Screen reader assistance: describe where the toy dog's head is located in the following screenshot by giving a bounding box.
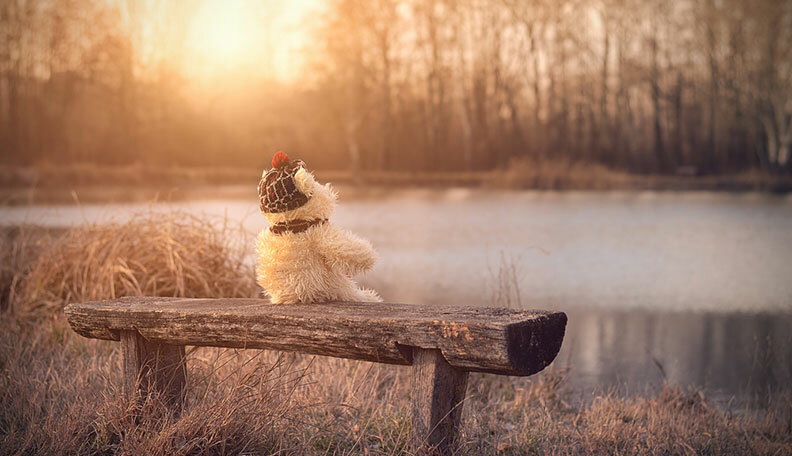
[258,151,337,225]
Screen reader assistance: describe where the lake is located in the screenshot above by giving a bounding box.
[2,188,791,408]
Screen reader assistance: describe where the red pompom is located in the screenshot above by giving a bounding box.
[272,150,291,169]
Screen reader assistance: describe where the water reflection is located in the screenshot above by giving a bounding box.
[553,309,792,408]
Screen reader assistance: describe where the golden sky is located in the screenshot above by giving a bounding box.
[174,0,323,87]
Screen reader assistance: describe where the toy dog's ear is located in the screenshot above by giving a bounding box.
[294,166,315,196]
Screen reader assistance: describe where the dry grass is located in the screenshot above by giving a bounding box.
[1,213,791,455]
[491,157,634,191]
[491,157,792,193]
[12,212,256,318]
[0,226,57,313]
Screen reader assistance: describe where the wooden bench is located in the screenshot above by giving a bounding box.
[65,297,566,454]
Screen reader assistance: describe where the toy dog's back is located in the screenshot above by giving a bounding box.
[255,151,381,304]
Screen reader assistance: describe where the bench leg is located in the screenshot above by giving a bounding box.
[121,329,187,412]
[411,348,469,455]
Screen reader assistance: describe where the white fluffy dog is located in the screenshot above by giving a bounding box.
[255,151,381,304]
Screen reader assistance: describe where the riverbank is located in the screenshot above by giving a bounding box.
[2,162,791,205]
[1,217,790,454]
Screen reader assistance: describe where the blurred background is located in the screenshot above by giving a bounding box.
[0,0,790,176]
[1,0,791,414]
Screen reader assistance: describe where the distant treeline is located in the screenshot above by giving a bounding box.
[1,0,790,175]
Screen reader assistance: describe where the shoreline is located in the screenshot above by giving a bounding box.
[1,164,791,206]
[3,180,792,207]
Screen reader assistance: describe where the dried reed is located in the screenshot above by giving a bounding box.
[14,211,257,317]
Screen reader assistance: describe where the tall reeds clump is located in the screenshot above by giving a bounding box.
[15,211,257,317]
[493,157,633,190]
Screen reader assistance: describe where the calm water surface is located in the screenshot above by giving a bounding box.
[2,189,791,407]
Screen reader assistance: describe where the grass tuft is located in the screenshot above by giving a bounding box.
[13,212,256,318]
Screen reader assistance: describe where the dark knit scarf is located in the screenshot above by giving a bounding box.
[270,218,327,235]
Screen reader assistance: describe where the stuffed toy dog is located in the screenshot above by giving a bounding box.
[255,151,382,304]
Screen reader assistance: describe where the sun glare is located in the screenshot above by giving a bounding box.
[180,0,322,85]
[187,1,255,66]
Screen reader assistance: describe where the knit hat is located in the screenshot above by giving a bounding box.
[258,151,309,213]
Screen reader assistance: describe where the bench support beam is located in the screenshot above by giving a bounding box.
[411,348,469,455]
[121,330,187,411]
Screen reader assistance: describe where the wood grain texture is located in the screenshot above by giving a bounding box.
[411,348,469,455]
[66,297,566,376]
[121,329,187,410]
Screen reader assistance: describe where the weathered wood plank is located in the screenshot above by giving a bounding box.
[121,329,187,410]
[411,348,469,455]
[65,297,566,376]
